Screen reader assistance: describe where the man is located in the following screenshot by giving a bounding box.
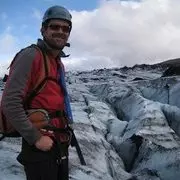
[1,5,73,180]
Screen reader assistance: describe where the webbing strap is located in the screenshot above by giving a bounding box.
[1,112,7,132]
[24,77,57,108]
[48,110,65,119]
[23,45,58,109]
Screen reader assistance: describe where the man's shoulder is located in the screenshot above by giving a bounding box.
[15,44,38,58]
[10,44,41,69]
[21,44,40,55]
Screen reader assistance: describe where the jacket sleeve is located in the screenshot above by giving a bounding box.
[1,47,42,145]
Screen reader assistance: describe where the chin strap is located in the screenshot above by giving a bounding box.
[60,51,70,58]
[60,42,70,58]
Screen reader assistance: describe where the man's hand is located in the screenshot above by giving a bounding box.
[35,136,53,151]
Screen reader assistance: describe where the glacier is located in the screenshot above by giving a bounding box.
[1,63,180,180]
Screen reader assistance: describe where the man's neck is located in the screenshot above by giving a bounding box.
[50,50,60,58]
[43,40,61,58]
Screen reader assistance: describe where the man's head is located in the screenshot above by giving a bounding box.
[41,5,72,50]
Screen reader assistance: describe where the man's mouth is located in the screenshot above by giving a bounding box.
[54,37,64,41]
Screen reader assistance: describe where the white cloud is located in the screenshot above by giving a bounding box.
[62,56,116,72]
[0,33,17,54]
[0,32,20,76]
[2,0,180,72]
[67,0,180,69]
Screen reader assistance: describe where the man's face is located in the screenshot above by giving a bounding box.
[42,19,71,50]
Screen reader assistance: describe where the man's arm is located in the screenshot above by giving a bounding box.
[1,47,42,145]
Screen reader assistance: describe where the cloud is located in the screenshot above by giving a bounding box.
[2,0,180,73]
[0,33,17,54]
[0,30,20,76]
[62,56,116,72]
[67,0,180,69]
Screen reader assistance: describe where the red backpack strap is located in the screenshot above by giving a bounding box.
[23,44,50,109]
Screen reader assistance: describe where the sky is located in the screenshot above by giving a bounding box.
[1,0,180,74]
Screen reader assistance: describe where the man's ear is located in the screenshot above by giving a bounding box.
[40,26,45,36]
